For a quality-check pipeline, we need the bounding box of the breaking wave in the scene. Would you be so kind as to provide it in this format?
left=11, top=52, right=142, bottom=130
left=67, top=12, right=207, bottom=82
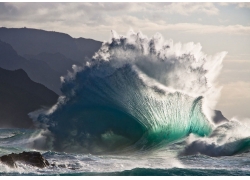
left=181, top=120, right=250, bottom=156
left=35, top=30, right=227, bottom=154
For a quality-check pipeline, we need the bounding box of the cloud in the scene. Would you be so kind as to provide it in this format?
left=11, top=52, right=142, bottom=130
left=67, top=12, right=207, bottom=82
left=219, top=2, right=250, bottom=9
left=153, top=23, right=250, bottom=35
left=236, top=2, right=250, bottom=9
left=87, top=16, right=250, bottom=36
left=163, top=2, right=219, bottom=15
left=0, top=2, right=249, bottom=46
left=0, top=2, right=250, bottom=39
left=0, top=2, right=220, bottom=21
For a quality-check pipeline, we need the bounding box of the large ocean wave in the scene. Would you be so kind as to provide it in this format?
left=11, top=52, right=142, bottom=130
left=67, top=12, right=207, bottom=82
left=34, top=30, right=228, bottom=154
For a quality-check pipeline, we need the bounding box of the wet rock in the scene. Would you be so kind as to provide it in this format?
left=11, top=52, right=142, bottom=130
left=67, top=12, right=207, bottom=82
left=212, top=110, right=229, bottom=124
left=0, top=151, right=49, bottom=168
left=0, top=155, right=17, bottom=168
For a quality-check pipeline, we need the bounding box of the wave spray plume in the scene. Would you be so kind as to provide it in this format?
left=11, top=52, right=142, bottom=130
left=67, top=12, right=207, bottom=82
left=36, top=30, right=227, bottom=154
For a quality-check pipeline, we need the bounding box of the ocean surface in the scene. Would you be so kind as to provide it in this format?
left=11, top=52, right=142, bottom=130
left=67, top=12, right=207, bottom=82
left=1, top=31, right=250, bottom=176
left=1, top=128, right=250, bottom=176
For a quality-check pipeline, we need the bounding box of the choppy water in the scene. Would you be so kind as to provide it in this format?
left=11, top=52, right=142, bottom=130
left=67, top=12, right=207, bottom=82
left=1, top=128, right=250, bottom=176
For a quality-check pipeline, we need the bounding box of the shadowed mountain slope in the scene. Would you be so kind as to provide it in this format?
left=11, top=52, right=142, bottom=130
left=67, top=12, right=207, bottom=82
left=0, top=27, right=102, bottom=63
left=0, top=40, right=61, bottom=94
left=24, top=52, right=81, bottom=76
left=0, top=67, right=58, bottom=128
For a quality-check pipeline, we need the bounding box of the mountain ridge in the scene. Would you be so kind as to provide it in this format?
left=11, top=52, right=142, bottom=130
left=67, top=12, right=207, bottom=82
left=0, top=27, right=102, bottom=63
left=0, top=40, right=61, bottom=94
left=0, top=67, right=58, bottom=128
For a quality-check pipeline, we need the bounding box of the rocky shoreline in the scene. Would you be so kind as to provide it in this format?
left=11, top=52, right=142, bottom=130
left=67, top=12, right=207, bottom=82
left=0, top=151, right=49, bottom=168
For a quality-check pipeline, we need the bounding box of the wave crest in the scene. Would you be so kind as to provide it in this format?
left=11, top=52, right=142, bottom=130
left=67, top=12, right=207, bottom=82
left=35, top=30, right=226, bottom=153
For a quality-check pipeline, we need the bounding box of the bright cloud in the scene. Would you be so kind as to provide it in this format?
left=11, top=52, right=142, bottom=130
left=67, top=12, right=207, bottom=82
left=1, top=2, right=250, bottom=38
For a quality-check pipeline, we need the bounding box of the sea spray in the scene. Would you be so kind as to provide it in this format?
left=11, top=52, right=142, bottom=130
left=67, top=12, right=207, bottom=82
left=35, top=30, right=227, bottom=153
left=182, top=119, right=250, bottom=156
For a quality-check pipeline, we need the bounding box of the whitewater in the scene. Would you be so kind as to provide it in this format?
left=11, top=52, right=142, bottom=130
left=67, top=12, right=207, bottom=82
left=1, top=30, right=250, bottom=175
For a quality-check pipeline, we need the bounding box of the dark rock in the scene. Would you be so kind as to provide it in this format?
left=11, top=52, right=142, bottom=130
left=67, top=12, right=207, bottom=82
left=0, top=151, right=49, bottom=168
left=0, top=155, right=17, bottom=168
left=58, top=164, right=67, bottom=168
left=212, top=110, right=229, bottom=124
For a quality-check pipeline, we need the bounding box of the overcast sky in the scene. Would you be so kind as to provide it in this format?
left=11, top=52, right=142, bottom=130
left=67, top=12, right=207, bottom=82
left=1, top=2, right=250, bottom=120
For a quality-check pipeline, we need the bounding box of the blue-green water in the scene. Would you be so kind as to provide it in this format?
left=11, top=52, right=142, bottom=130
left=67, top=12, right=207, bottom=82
left=1, top=128, right=250, bottom=176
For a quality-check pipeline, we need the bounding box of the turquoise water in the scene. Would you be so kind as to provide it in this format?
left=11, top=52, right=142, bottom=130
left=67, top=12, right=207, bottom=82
left=1, top=128, right=250, bottom=176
